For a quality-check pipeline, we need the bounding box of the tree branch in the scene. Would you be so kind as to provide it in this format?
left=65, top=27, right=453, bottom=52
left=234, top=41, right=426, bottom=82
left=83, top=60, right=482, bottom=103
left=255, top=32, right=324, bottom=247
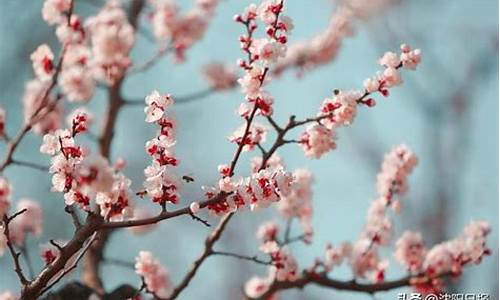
left=167, top=212, right=234, bottom=300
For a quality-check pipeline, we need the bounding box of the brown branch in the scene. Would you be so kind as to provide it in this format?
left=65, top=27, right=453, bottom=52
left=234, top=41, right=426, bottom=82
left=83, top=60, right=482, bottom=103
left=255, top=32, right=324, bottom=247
left=0, top=48, right=67, bottom=173
left=2, top=211, right=29, bottom=286
left=167, top=212, right=234, bottom=300
left=247, top=271, right=453, bottom=299
left=128, top=45, right=173, bottom=74
left=38, top=232, right=98, bottom=297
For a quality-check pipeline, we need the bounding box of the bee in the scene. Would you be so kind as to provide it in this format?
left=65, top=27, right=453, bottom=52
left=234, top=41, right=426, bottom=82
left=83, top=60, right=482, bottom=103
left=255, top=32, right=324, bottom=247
left=182, top=175, right=195, bottom=183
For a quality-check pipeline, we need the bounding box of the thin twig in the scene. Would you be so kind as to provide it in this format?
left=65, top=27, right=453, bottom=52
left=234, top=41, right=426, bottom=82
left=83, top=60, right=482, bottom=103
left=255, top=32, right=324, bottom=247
left=10, top=159, right=49, bottom=172
left=212, top=251, right=273, bottom=266
left=2, top=211, right=29, bottom=285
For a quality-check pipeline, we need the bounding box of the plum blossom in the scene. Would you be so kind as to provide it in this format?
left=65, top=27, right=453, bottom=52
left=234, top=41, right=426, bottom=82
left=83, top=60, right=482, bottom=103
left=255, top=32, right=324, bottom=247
left=59, top=66, right=95, bottom=102
left=250, top=38, right=286, bottom=66
left=394, top=231, right=427, bottom=273
left=202, top=62, right=238, bottom=90
left=0, top=291, right=17, bottom=300
left=229, top=123, right=267, bottom=152
left=376, top=144, right=418, bottom=202
left=324, top=242, right=351, bottom=271
left=205, top=166, right=293, bottom=215
left=277, top=169, right=314, bottom=238
left=0, top=177, right=11, bottom=219
left=12, top=199, right=44, bottom=238
left=42, top=0, right=71, bottom=25
left=66, top=108, right=92, bottom=135
left=56, top=15, right=86, bottom=45
left=256, top=221, right=279, bottom=243
left=149, top=0, right=219, bottom=60
left=135, top=251, right=172, bottom=298
left=189, top=202, right=200, bottom=214
left=250, top=153, right=283, bottom=173
left=144, top=90, right=174, bottom=123
left=400, top=44, right=422, bottom=70
left=143, top=92, right=180, bottom=207
left=30, top=44, right=55, bottom=81
left=423, top=220, right=491, bottom=278
left=40, top=242, right=61, bottom=265
left=244, top=276, right=273, bottom=299
left=237, top=66, right=265, bottom=99
left=299, top=124, right=336, bottom=159
left=85, top=0, right=135, bottom=84
left=319, top=90, right=363, bottom=129
left=379, top=51, right=401, bottom=68
left=96, top=173, right=133, bottom=221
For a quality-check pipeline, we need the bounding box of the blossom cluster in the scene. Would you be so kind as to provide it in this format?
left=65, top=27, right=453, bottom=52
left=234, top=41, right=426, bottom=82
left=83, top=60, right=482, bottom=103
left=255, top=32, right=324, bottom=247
left=235, top=0, right=292, bottom=109
left=135, top=251, right=173, bottom=298
left=299, top=44, right=421, bottom=159
left=277, top=168, right=314, bottom=241
left=245, top=223, right=299, bottom=298
left=24, top=0, right=137, bottom=136
left=204, top=165, right=293, bottom=215
left=202, top=62, right=238, bottom=91
left=150, top=0, right=219, bottom=61
left=143, top=90, right=180, bottom=206
left=39, top=110, right=133, bottom=220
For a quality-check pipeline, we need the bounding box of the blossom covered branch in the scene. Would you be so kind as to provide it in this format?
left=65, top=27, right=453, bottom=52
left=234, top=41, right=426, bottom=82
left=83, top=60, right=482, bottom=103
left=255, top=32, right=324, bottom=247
left=0, top=0, right=492, bottom=300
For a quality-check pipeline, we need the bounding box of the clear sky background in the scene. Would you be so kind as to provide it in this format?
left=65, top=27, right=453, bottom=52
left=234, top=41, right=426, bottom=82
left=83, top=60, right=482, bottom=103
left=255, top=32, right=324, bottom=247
left=0, top=0, right=498, bottom=299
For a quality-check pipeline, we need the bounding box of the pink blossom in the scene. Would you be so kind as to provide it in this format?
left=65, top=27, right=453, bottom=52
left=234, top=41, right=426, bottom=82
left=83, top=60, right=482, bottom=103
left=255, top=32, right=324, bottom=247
left=144, top=90, right=174, bottom=123
left=257, top=0, right=282, bottom=25
left=251, top=38, right=286, bottom=66
left=400, top=44, right=422, bottom=70
left=382, top=67, right=402, bottom=87
left=319, top=90, right=362, bottom=128
left=299, top=124, right=336, bottom=159
left=85, top=0, right=135, bottom=84
left=189, top=202, right=200, bottom=214
left=95, top=174, right=132, bottom=221
left=135, top=251, right=172, bottom=298
left=256, top=221, right=279, bottom=242
left=0, top=291, right=17, bottom=300
left=378, top=51, right=401, bottom=68
left=202, top=62, right=238, bottom=90
left=56, top=15, right=86, bottom=45
left=244, top=276, right=273, bottom=298
left=250, top=153, right=283, bottom=173
left=42, top=0, right=71, bottom=25
left=13, top=199, right=44, bottom=238
left=30, top=44, right=55, bottom=81
left=376, top=144, right=418, bottom=201
left=237, top=66, right=265, bottom=99
left=59, top=66, right=95, bottom=102
left=394, top=231, right=427, bottom=273
left=0, top=177, right=12, bottom=220
left=66, top=108, right=92, bottom=135
left=277, top=169, right=313, bottom=235
left=40, top=242, right=60, bottom=265
left=324, top=243, right=350, bottom=271
left=228, top=122, right=267, bottom=152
